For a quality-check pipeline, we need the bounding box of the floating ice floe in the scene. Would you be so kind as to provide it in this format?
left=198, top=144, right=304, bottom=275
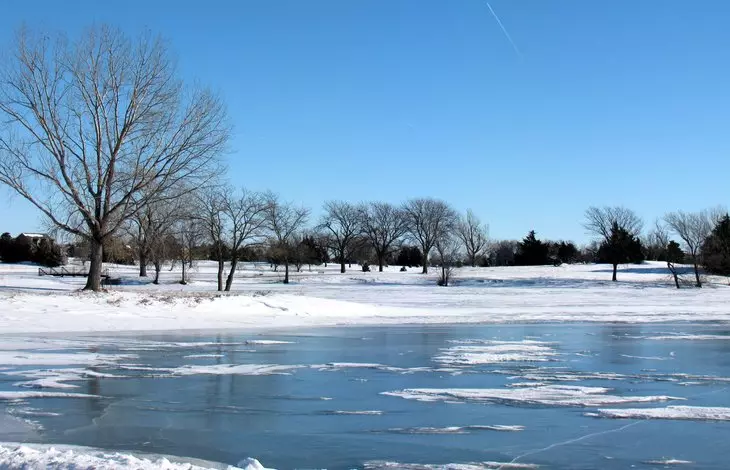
left=382, top=385, right=682, bottom=407
left=312, top=362, right=441, bottom=374
left=646, top=334, right=730, bottom=341
left=587, top=405, right=730, bottom=421
left=243, top=340, right=293, bottom=345
left=183, top=354, right=226, bottom=358
left=643, top=459, right=693, bottom=465
left=383, top=424, right=524, bottom=434
left=0, top=351, right=135, bottom=366
left=435, top=340, right=558, bottom=367
left=6, top=368, right=121, bottom=390
left=0, top=391, right=101, bottom=400
left=170, top=364, right=302, bottom=376
left=329, top=410, right=384, bottom=415
left=0, top=444, right=256, bottom=469
left=364, top=461, right=539, bottom=469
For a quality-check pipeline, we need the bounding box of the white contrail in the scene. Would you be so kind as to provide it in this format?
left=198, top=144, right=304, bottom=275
left=486, top=1, right=522, bottom=57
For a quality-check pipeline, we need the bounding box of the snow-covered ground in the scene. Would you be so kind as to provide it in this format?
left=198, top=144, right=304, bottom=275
left=0, top=260, right=728, bottom=334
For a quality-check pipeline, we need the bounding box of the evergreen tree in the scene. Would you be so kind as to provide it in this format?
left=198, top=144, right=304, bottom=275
left=0, top=232, right=15, bottom=263
left=597, top=222, right=645, bottom=281
left=34, top=237, right=66, bottom=267
left=515, top=230, right=550, bottom=266
left=701, top=215, right=730, bottom=276
left=556, top=241, right=579, bottom=264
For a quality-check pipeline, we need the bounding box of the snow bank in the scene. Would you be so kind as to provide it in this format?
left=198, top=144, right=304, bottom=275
left=0, top=443, right=257, bottom=469
left=382, top=385, right=682, bottom=407
left=2, top=261, right=730, bottom=334
left=588, top=405, right=730, bottom=421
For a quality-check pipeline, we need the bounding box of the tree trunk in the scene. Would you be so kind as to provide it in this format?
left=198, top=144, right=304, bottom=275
left=612, top=263, right=617, bottom=282
left=340, top=259, right=346, bottom=273
left=422, top=249, right=429, bottom=274
left=442, top=265, right=447, bottom=286
left=693, top=263, right=702, bottom=288
left=378, top=255, right=384, bottom=272
left=139, top=250, right=148, bottom=277
left=217, top=258, right=225, bottom=291
left=284, top=261, right=290, bottom=284
left=225, top=259, right=237, bottom=292
left=83, top=239, right=104, bottom=291
left=668, top=263, right=680, bottom=289
left=181, top=260, right=187, bottom=284
left=153, top=261, right=161, bottom=285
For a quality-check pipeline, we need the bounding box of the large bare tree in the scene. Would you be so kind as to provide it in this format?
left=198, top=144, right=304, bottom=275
left=584, top=206, right=643, bottom=281
left=0, top=26, right=228, bottom=290
left=403, top=198, right=458, bottom=274
left=319, top=201, right=362, bottom=274
left=664, top=209, right=723, bottom=288
left=264, top=193, right=309, bottom=284
left=359, top=202, right=407, bottom=272
left=456, top=209, right=489, bottom=267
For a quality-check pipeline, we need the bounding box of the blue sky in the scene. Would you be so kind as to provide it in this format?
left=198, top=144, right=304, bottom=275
left=1, top=0, right=729, bottom=243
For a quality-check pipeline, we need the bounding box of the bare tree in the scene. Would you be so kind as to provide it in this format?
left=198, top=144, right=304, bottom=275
left=221, top=189, right=267, bottom=291
left=403, top=198, right=458, bottom=274
left=264, top=193, right=309, bottom=284
left=0, top=26, right=228, bottom=291
left=127, top=195, right=182, bottom=280
left=359, top=202, right=407, bottom=272
left=649, top=220, right=682, bottom=289
left=198, top=187, right=227, bottom=291
left=664, top=209, right=723, bottom=288
left=456, top=209, right=489, bottom=267
left=434, top=235, right=461, bottom=287
left=319, top=201, right=362, bottom=274
left=584, top=206, right=643, bottom=281
left=174, top=215, right=201, bottom=285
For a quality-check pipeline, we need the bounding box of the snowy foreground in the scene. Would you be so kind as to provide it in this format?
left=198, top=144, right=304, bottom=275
left=0, top=261, right=729, bottom=334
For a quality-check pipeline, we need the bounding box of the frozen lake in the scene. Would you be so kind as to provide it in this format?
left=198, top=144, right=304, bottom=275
left=1, top=323, right=729, bottom=469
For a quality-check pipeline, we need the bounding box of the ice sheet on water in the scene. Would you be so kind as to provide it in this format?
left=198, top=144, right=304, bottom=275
left=382, top=385, right=682, bottom=407
left=435, top=340, right=558, bottom=366
left=184, top=354, right=225, bottom=358
left=0, top=443, right=255, bottom=469
left=364, top=461, right=539, bottom=469
left=328, top=410, right=384, bottom=415
left=587, top=405, right=730, bottom=421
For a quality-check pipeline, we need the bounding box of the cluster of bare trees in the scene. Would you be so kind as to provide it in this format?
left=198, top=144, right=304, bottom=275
left=313, top=198, right=489, bottom=286
left=585, top=205, right=726, bottom=287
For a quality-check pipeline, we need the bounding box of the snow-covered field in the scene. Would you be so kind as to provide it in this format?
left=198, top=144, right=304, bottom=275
left=0, top=260, right=729, bottom=334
